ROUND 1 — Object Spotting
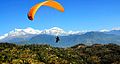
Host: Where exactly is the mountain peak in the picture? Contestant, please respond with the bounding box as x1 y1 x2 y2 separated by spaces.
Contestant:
49 27 63 30
112 27 120 30
0 27 83 40
0 27 41 40
0 27 120 46
14 27 41 34
43 27 66 36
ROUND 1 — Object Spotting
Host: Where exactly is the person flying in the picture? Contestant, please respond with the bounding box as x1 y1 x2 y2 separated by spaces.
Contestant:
56 36 60 43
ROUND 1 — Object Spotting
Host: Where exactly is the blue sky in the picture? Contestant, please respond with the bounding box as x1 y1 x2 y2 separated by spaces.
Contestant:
0 0 120 35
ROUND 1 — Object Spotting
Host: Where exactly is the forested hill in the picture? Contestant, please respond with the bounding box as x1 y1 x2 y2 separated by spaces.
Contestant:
0 43 120 64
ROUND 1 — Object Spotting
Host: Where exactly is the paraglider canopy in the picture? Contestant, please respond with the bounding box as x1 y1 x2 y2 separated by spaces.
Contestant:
47 0 53 1
28 0 64 21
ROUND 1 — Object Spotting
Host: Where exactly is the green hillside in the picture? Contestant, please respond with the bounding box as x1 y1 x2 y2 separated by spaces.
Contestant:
0 43 120 64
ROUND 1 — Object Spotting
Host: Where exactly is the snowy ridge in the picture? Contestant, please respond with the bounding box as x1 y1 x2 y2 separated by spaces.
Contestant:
1 27 120 41
0 27 83 40
0 27 41 40
100 27 120 32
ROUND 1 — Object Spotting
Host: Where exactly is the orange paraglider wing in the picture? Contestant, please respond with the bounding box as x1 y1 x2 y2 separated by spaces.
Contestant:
28 1 64 21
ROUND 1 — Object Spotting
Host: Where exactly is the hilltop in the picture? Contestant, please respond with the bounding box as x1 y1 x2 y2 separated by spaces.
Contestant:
0 43 120 64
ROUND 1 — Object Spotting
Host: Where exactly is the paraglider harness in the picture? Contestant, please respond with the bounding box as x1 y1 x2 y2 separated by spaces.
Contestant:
56 36 60 43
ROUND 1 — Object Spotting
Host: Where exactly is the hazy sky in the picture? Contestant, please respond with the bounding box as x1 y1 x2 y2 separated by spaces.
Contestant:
0 0 120 35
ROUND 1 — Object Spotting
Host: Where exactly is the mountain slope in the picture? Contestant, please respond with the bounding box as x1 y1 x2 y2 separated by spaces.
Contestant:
21 32 120 47
105 30 120 35
0 27 83 43
1 27 120 47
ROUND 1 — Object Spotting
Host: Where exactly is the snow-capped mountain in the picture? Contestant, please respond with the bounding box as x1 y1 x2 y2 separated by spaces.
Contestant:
0 27 83 42
21 31 120 47
0 27 41 42
40 27 67 36
1 27 120 47
100 28 120 35
40 27 83 35
0 27 41 39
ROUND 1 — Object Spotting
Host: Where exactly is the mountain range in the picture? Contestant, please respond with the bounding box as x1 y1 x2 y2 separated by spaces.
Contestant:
0 27 120 47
